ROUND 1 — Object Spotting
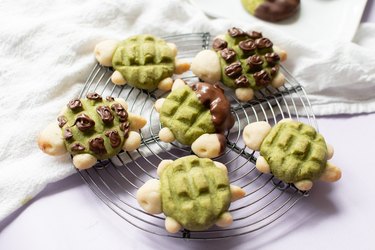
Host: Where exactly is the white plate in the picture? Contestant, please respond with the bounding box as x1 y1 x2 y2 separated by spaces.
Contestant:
190 0 368 43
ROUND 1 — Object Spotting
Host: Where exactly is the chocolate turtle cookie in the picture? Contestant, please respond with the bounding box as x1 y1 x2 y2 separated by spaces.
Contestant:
94 34 190 91
191 27 287 102
154 79 235 158
242 119 342 190
136 155 245 233
38 93 147 170
241 0 300 22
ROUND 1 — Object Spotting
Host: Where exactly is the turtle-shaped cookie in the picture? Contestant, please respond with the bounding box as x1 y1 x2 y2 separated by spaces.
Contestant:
136 155 246 233
154 79 235 158
38 93 147 170
191 27 287 102
242 119 342 190
94 34 190 91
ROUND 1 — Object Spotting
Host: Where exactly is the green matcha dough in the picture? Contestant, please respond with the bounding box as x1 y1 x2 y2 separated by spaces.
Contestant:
214 27 280 91
112 34 175 90
160 155 231 231
57 93 130 160
159 85 215 145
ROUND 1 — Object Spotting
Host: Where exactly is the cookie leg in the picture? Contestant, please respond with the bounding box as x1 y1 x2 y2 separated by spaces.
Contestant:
38 122 67 156
159 127 175 143
128 113 147 131
171 79 186 91
157 77 174 91
273 46 287 62
294 180 313 191
136 179 162 214
215 212 233 228
235 88 254 102
327 144 334 160
243 121 272 151
94 40 119 67
122 131 141 152
167 42 178 58
213 161 228 174
230 185 246 202
174 59 191 75
191 134 224 159
111 70 127 85
165 217 182 233
154 98 165 113
255 156 271 174
73 154 97 170
271 72 285 88
319 162 341 182
157 159 173 177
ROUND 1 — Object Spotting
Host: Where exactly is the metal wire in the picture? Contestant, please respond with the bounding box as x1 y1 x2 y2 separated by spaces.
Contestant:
77 32 316 239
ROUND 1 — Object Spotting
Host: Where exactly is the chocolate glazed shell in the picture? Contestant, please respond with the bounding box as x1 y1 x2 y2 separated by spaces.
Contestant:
254 0 300 22
191 82 235 134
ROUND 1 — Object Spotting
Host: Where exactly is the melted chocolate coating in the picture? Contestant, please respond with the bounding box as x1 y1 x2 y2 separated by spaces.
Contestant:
220 48 237 63
86 92 102 101
235 75 250 88
212 38 228 51
265 52 280 66
57 116 67 128
247 31 263 39
67 99 82 111
71 143 85 152
225 62 243 79
106 96 115 102
105 130 121 148
239 39 256 54
64 128 73 140
270 65 280 76
74 114 95 132
255 38 273 49
89 137 107 155
228 27 246 38
191 82 234 133
120 121 130 139
255 0 300 22
246 55 263 71
96 106 114 124
253 70 272 86
217 134 227 155
111 103 128 122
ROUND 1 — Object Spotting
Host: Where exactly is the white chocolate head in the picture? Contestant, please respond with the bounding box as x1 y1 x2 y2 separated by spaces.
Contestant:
191 50 221 83
136 179 162 214
94 40 119 67
242 121 272 151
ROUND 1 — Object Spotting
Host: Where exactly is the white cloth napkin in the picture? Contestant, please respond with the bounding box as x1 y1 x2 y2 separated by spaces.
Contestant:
1 0 375 222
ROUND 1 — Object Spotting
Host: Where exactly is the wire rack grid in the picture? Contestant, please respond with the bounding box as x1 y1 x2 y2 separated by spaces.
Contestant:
77 32 316 239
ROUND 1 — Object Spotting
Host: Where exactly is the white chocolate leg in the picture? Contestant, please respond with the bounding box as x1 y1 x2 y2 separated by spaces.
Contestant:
174 59 191 74
111 71 127 85
242 121 272 151
154 98 165 113
273 46 287 62
123 131 141 152
94 40 119 67
235 88 254 102
256 156 271 174
271 72 285 88
294 180 313 191
215 212 233 228
73 154 97 170
165 217 182 233
158 127 175 143
136 179 162 214
171 79 186 91
191 134 222 159
167 42 178 58
158 77 173 91
157 159 173 177
230 185 246 202
213 161 228 174
38 122 67 156
327 144 334 160
319 162 342 182
114 98 128 111
278 118 293 124
191 50 221 83
128 113 147 131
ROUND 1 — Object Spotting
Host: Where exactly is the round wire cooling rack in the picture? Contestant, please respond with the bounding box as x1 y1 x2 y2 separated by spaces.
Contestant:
77 32 317 239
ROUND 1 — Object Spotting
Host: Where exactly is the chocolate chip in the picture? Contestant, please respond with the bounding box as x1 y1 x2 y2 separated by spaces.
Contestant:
64 128 73 140
86 92 102 101
271 65 280 76
71 143 85 152
105 130 121 148
247 31 263 39
220 48 236 63
89 137 107 155
120 122 130 138
239 39 256 54
57 116 67 128
253 70 272 86
265 52 280 66
106 96 115 102
228 27 245 38
67 99 82 111
96 106 114 124
255 38 273 49
74 114 95 132
234 75 250 88
246 55 263 71
212 38 228 51
111 103 128 122
224 62 242 79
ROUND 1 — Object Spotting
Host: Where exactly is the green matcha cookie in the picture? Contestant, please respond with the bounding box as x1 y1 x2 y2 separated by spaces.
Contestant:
136 155 245 233
94 34 190 91
38 93 147 170
154 80 234 159
241 0 300 22
242 119 342 191
191 27 287 102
